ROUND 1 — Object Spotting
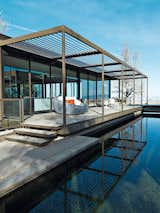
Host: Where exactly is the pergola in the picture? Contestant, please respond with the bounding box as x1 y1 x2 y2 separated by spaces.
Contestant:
0 25 148 126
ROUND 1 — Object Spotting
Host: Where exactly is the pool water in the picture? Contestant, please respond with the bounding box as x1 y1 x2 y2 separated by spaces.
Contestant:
1 116 160 213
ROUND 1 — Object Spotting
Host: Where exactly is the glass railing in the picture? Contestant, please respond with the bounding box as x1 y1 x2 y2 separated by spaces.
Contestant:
0 98 24 129
0 96 144 130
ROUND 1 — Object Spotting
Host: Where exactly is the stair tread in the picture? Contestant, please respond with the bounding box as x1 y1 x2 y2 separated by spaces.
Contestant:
14 128 57 138
5 134 50 146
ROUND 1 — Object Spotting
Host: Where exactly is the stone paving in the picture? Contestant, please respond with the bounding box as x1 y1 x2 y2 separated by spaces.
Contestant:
0 135 99 198
23 105 135 129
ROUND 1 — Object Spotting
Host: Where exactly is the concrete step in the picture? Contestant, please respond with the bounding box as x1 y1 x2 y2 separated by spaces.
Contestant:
5 134 51 146
22 123 62 131
14 128 57 139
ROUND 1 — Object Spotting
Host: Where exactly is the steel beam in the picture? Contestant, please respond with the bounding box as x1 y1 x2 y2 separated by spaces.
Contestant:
81 62 121 69
53 50 100 60
104 69 133 74
0 25 147 79
0 25 63 46
113 73 141 78
117 77 146 80
64 26 147 78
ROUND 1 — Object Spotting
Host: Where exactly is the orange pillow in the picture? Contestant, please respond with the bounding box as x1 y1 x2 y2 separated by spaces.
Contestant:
66 99 75 104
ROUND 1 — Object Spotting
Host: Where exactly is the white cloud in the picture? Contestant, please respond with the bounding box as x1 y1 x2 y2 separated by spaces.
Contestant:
0 11 8 33
8 23 35 32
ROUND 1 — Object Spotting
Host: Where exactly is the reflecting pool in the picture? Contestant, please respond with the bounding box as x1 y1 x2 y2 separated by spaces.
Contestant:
1 116 160 213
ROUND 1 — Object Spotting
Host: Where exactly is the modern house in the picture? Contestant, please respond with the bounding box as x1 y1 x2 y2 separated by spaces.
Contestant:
0 25 148 131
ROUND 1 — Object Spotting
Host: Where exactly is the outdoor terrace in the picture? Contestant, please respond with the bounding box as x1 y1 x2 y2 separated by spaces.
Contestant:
0 25 148 131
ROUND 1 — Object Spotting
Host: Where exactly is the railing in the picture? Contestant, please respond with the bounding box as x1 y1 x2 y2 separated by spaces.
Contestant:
0 98 24 129
0 96 144 130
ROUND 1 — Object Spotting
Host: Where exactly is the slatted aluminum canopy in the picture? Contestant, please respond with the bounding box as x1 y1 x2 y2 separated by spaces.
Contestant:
0 25 147 80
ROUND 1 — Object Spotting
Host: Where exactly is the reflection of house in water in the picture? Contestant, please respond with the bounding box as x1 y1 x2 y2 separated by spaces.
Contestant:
0 117 148 213
57 118 147 213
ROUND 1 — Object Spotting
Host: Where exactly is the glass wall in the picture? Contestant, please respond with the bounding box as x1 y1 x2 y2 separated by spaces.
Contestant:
3 53 29 98
30 60 50 98
80 72 88 101
104 80 110 99
51 64 62 97
97 76 102 104
89 74 97 105
67 69 78 98
2 47 111 114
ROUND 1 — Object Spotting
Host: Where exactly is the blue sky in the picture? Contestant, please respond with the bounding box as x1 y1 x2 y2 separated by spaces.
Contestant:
0 0 159 97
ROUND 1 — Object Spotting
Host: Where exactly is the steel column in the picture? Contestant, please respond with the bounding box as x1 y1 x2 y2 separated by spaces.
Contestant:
62 31 66 126
133 70 135 105
102 54 104 116
87 71 89 104
96 74 98 105
141 79 143 105
109 80 111 99
146 77 148 104
0 47 3 120
42 75 46 98
28 59 32 115
118 79 120 100
77 70 80 99
19 98 24 123
121 65 124 111
49 64 52 112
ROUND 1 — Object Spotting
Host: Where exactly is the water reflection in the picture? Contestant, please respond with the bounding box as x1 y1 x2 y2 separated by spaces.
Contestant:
0 117 148 213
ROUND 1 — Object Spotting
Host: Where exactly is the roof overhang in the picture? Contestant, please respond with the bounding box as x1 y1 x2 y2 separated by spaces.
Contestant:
0 25 147 80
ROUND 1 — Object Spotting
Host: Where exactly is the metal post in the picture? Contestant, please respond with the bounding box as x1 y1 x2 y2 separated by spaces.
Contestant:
62 31 66 126
0 47 3 120
146 77 148 104
121 65 124 111
19 98 24 124
44 75 47 98
141 78 143 105
49 64 52 112
28 59 32 115
87 71 89 104
118 79 120 100
133 71 135 105
109 80 111 98
42 75 46 98
102 54 104 117
96 74 98 105
77 70 80 99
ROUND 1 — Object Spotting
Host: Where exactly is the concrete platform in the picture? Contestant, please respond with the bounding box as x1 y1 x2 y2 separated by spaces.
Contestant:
0 135 99 198
14 128 57 138
5 135 50 146
22 105 141 134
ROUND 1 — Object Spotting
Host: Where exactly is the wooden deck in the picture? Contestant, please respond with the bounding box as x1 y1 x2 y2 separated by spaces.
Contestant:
22 105 141 135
